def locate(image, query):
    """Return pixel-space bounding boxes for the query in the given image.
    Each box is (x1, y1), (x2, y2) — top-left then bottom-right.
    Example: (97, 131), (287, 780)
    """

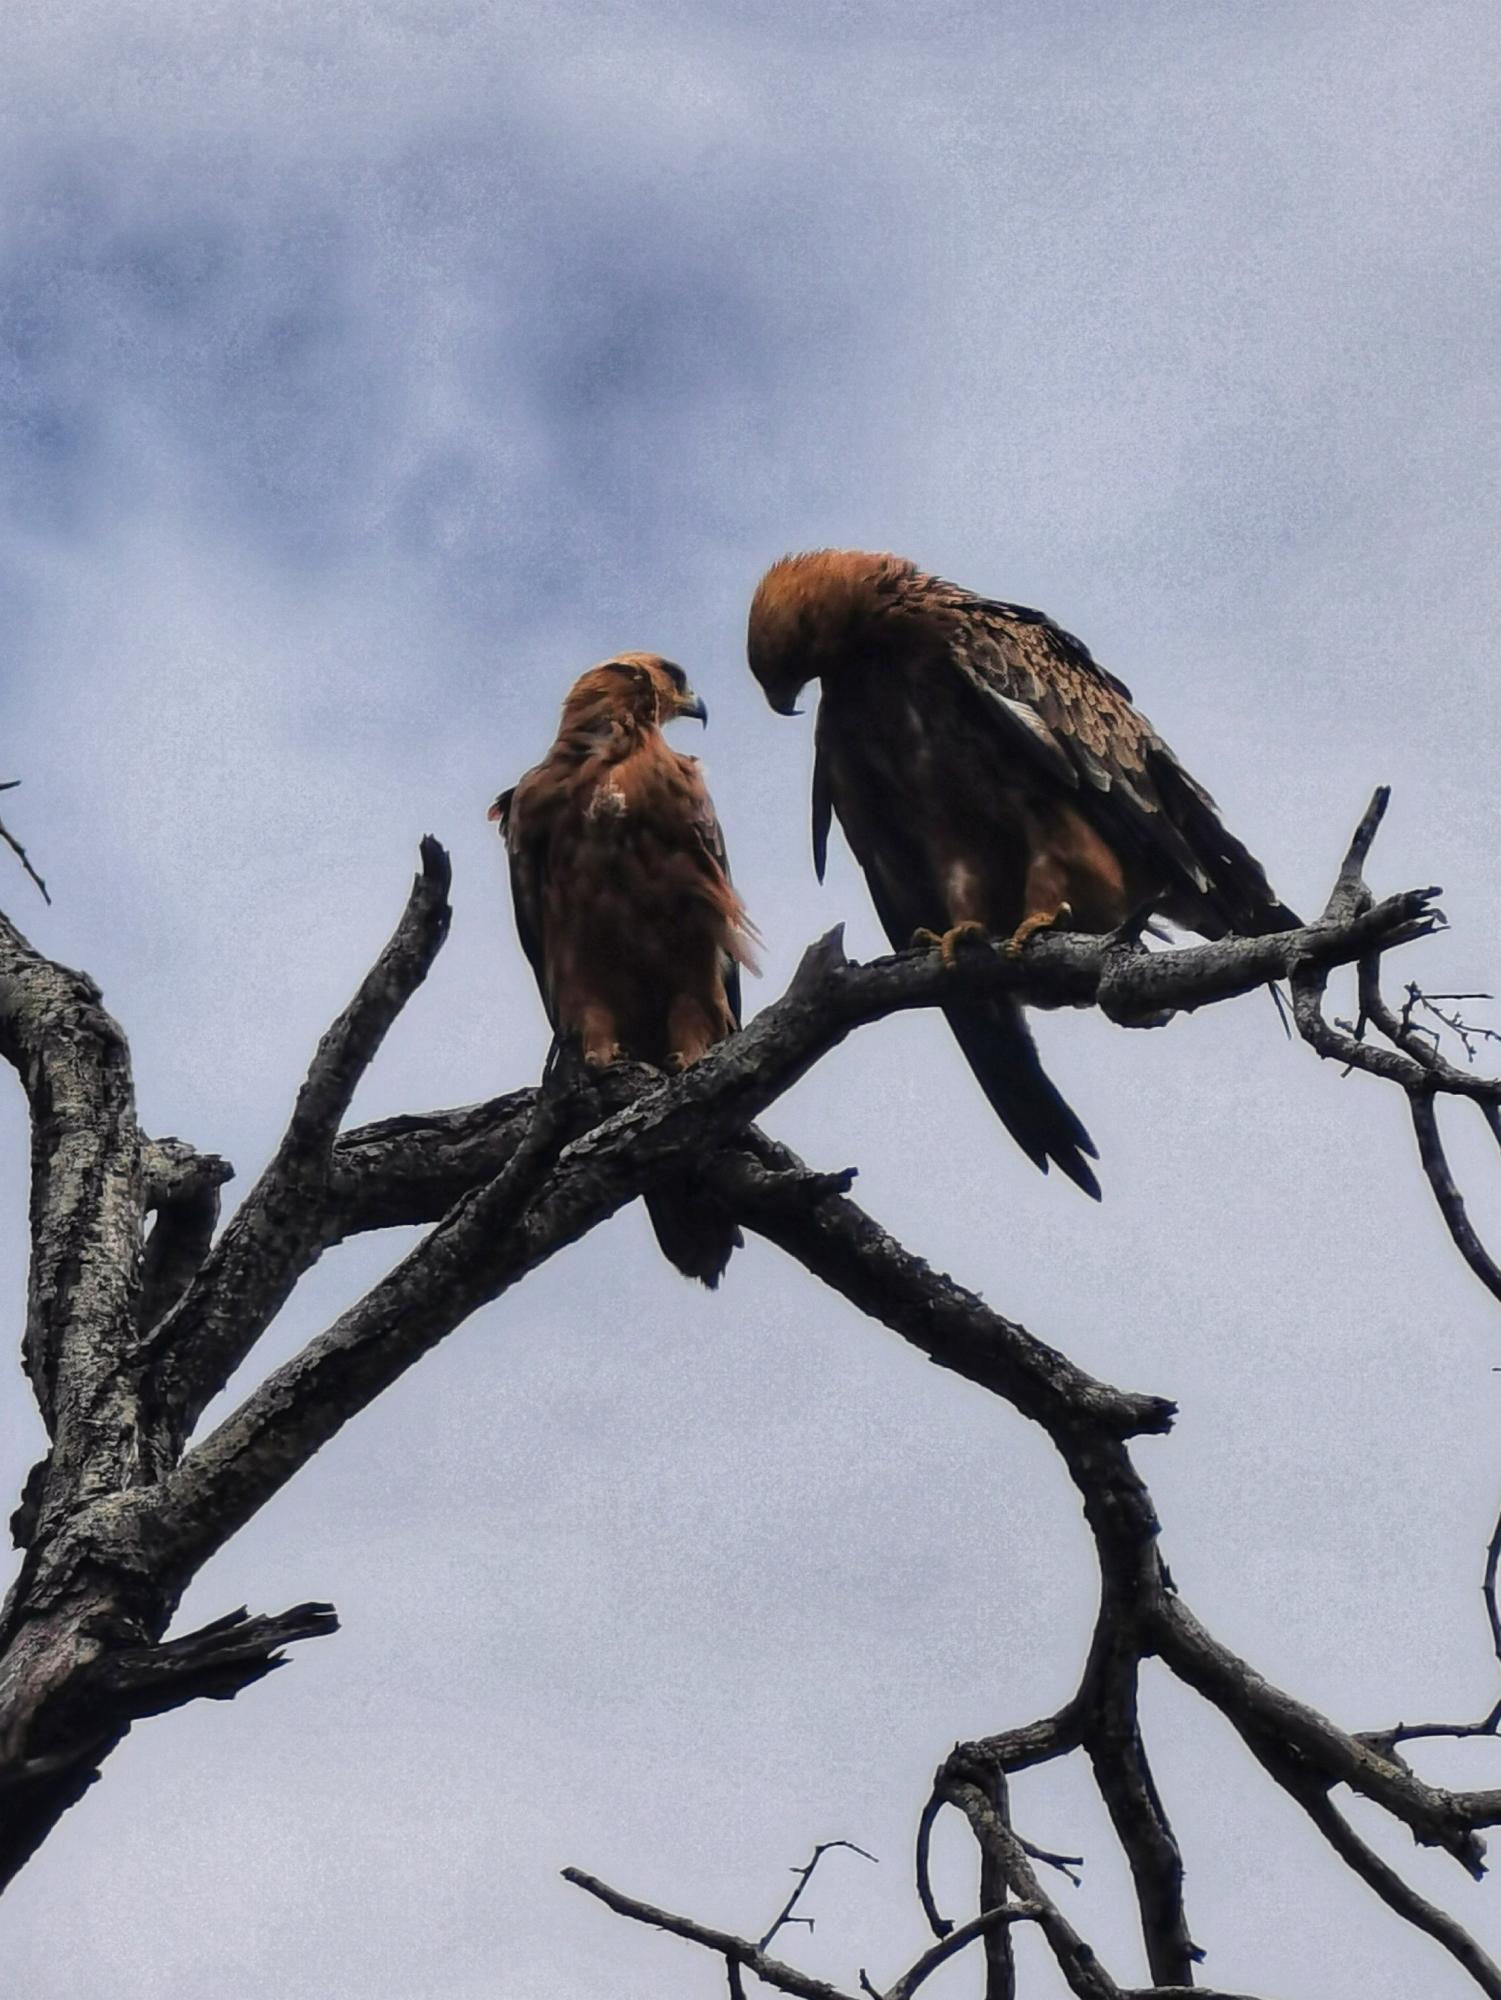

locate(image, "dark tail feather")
(1245, 896), (1302, 935)
(1155, 763), (1302, 936)
(645, 1177), (743, 1288)
(944, 998), (1102, 1199)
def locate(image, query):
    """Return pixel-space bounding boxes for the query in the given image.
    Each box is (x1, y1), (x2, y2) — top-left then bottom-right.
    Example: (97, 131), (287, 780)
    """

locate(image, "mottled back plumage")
(748, 551), (1297, 1195)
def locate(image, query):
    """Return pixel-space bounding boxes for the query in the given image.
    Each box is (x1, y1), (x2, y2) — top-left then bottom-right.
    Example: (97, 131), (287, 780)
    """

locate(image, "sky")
(1, 1), (1500, 1994)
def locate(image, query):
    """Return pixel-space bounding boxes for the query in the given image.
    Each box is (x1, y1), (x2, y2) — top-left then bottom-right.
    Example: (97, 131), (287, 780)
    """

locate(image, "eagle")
(491, 652), (757, 1284)
(747, 550), (1298, 1197)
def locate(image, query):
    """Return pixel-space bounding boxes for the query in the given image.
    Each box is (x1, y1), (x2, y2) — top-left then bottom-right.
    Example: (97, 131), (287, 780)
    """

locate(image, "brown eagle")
(747, 551), (1297, 1197)
(491, 653), (757, 1284)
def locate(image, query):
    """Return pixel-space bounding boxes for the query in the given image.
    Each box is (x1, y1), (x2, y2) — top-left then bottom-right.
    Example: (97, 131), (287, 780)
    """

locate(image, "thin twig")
(1017, 1834), (1085, 1885)
(1360, 1494), (1501, 1752)
(0, 784), (50, 904)
(1401, 987), (1501, 1065)
(759, 1841), (878, 1952)
(562, 1867), (866, 2000)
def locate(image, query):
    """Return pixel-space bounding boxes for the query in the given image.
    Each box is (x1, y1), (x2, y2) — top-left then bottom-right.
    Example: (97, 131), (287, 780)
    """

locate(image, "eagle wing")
(688, 777), (745, 1027)
(489, 783), (556, 1023)
(940, 586), (1296, 937)
(811, 718), (834, 884)
(635, 757), (750, 1288)
(809, 679), (1102, 1196)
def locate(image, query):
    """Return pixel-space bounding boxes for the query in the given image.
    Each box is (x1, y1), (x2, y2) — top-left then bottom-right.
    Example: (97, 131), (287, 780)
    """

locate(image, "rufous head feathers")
(747, 550), (913, 714)
(557, 653), (708, 735)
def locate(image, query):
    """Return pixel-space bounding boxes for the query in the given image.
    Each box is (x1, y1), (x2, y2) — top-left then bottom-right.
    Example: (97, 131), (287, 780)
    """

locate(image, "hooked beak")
(678, 686), (709, 724)
(769, 693), (803, 717)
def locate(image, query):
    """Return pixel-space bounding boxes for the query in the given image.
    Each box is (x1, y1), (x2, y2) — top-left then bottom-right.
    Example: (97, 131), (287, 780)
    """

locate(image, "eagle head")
(562, 653), (708, 733)
(747, 550), (911, 715)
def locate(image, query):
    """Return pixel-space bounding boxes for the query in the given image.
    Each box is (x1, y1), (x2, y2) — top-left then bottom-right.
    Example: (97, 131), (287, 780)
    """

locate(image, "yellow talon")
(1006, 903), (1073, 956)
(913, 920), (991, 967)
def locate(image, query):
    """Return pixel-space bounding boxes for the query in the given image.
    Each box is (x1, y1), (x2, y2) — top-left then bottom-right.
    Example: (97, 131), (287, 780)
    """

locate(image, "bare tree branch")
(1080, 1639), (1200, 1984)
(137, 1138), (234, 1339)
(880, 1905), (1042, 2000)
(710, 1135), (1175, 1440)
(759, 1841), (879, 1952)
(1360, 1495), (1501, 1754)
(564, 1864), (1040, 2000)
(1285, 790), (1501, 1308)
(1153, 1592), (1488, 1876)
(143, 836), (455, 1438)
(82, 1600), (339, 1717)
(0, 782), (50, 905)
(284, 835), (454, 1156)
(1409, 1094), (1501, 1306)
(975, 1779), (1017, 2000)
(1244, 1720), (1501, 2000)
(0, 848), (452, 1887)
(562, 1867), (867, 2000)
(943, 1778), (1121, 2000)
(0, 910), (145, 1497)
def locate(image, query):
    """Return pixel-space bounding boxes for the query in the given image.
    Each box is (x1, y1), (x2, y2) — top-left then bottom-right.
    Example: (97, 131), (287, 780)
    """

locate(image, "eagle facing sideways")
(492, 653), (758, 1285)
(747, 551), (1299, 1198)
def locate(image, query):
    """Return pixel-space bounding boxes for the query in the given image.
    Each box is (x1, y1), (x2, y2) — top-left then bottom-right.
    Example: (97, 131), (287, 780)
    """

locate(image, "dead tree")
(2, 788), (1500, 1996)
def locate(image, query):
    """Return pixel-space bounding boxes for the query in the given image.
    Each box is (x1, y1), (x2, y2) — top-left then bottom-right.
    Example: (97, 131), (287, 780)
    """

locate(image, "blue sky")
(2, 3), (1500, 1995)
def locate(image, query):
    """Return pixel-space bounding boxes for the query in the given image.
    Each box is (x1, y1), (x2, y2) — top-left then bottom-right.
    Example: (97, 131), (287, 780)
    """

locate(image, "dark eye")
(662, 661), (688, 692)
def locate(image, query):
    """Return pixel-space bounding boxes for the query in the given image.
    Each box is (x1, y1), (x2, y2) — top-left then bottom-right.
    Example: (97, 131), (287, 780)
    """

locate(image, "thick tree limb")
(1295, 1796), (1501, 2000)
(1410, 1095), (1501, 1306)
(137, 1139), (234, 1339)
(1243, 1720), (1501, 2000)
(1080, 1642), (1199, 1984)
(0, 1597), (335, 1888)
(85, 1601), (339, 1715)
(1152, 1593), (1487, 1875)
(0, 847), (451, 1887)
(0, 912), (145, 1504)
(942, 1778), (1120, 2000)
(708, 1136), (1175, 1441)
(314, 860), (1447, 1268)
(328, 1091), (537, 1234)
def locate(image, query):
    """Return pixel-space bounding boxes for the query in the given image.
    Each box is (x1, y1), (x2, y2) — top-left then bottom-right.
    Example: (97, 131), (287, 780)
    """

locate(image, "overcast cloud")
(2, 3), (1500, 1995)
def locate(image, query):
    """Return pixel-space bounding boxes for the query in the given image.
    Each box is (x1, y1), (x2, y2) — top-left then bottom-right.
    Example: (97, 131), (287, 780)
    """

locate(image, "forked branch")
(1289, 787), (1501, 1306)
